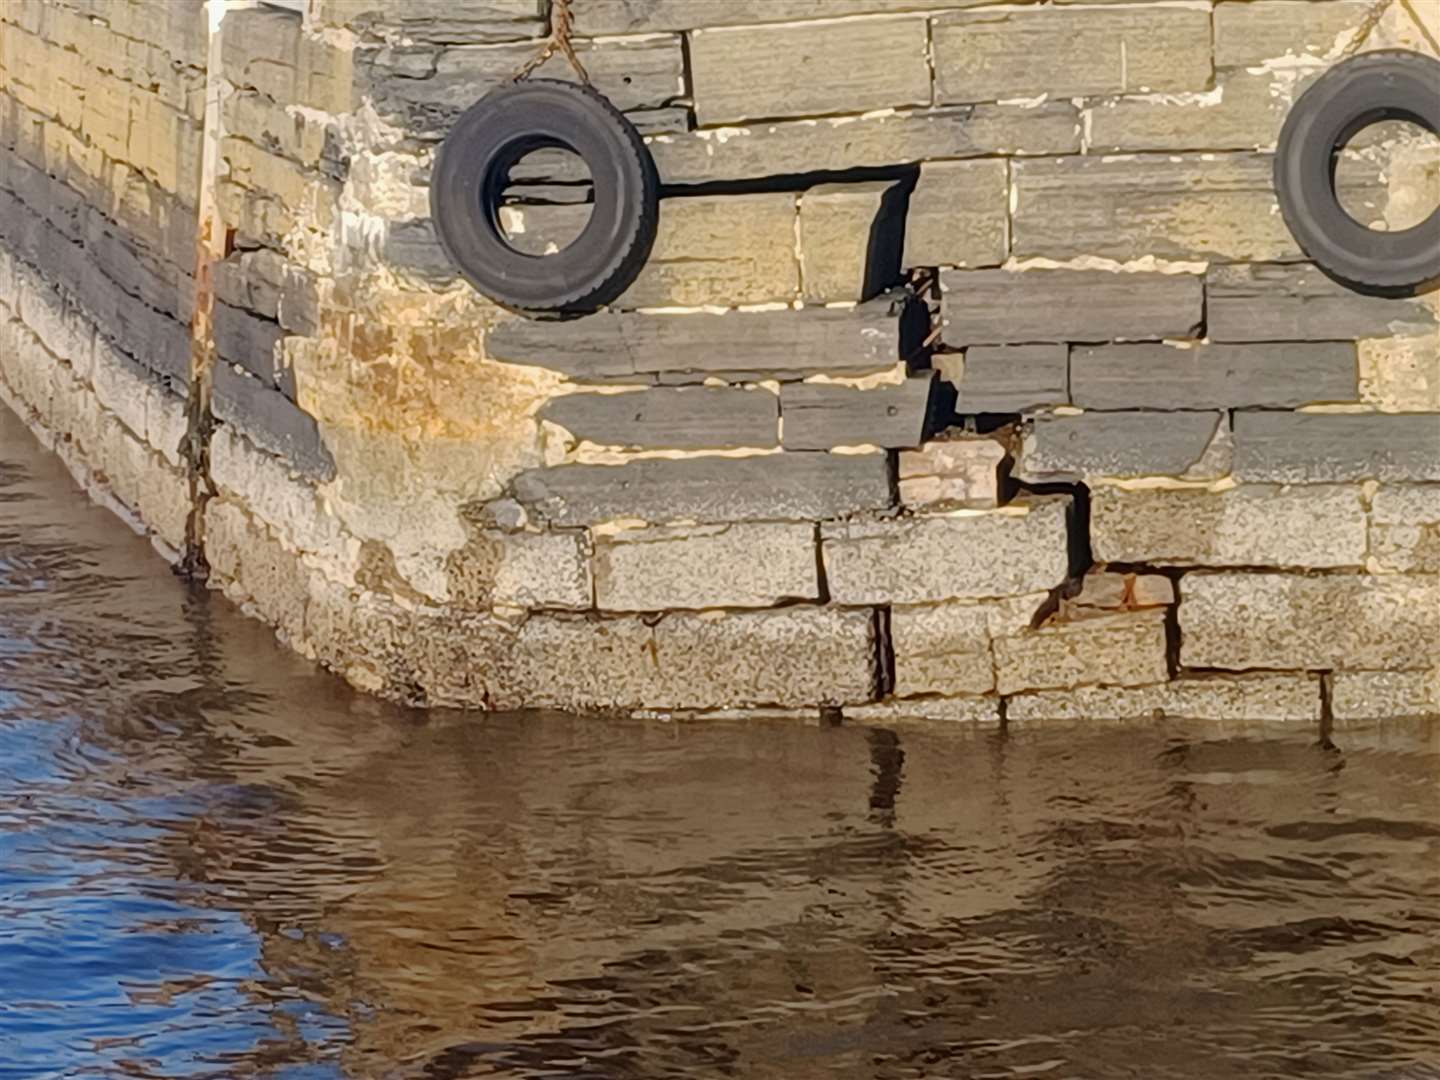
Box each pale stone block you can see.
[798,180,907,303]
[1178,572,1440,671]
[1086,69,1310,153]
[1330,671,1440,721]
[898,437,1009,509]
[903,159,1008,269]
[890,601,996,697]
[1073,571,1174,611]
[145,386,189,469]
[1213,0,1373,67]
[1006,673,1323,724]
[594,521,818,611]
[994,609,1170,696]
[845,695,1001,724]
[1370,485,1440,573]
[447,528,592,611]
[205,497,310,644]
[89,339,152,442]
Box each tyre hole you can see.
[498,146,595,256]
[1334,118,1440,232]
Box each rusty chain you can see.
[512,0,590,84]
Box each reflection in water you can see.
[1,409,1438,1080]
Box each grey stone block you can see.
[1232,412,1440,483]
[512,451,893,526]
[903,159,1008,270]
[1071,342,1358,409]
[1207,263,1438,342]
[799,180,908,303]
[941,269,1203,345]
[573,0,969,34]
[1213,0,1373,68]
[328,0,545,44]
[485,290,923,382]
[211,362,335,481]
[954,344,1068,413]
[213,301,291,397]
[780,374,935,451]
[993,609,1170,695]
[1024,411,1227,479]
[382,218,457,285]
[821,495,1072,605]
[1006,674,1323,724]
[1330,671,1440,722]
[1086,68,1307,153]
[541,386,778,450]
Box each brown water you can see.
[1,408,1438,1080]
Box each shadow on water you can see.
[1,408,1438,1080]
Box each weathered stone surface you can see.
[1006,673,1323,724]
[898,437,1009,509]
[822,496,1071,605]
[648,103,1081,185]
[620,193,799,308]
[1071,342,1358,410]
[799,180,907,303]
[320,0,545,44]
[994,609,1170,695]
[844,695,1001,725]
[891,602,995,697]
[214,301,291,395]
[941,269,1203,345]
[903,159,1008,269]
[573,0,970,34]
[211,363,335,482]
[1023,412,1227,480]
[933,6,1212,103]
[1013,153,1296,262]
[513,452,893,526]
[594,521,818,611]
[1370,485,1440,573]
[1073,571,1175,611]
[688,16,930,126]
[1207,264,1438,342]
[486,290,921,382]
[445,527,591,611]
[952,344,1068,413]
[1091,484,1369,569]
[205,498,311,644]
[1086,69,1308,153]
[1331,671,1440,722]
[780,374,935,451]
[1213,0,1372,67]
[1179,572,1440,671]
[1232,412,1440,483]
[542,387,778,450]
[222,7,353,113]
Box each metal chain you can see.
[512,0,591,84]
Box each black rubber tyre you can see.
[1275,50,1440,295]
[429,79,659,315]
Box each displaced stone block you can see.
[1213,0,1372,68]
[648,102,1080,185]
[1013,153,1297,263]
[1091,484,1369,570]
[1207,263,1437,343]
[1071,342,1357,410]
[688,16,930,126]
[844,695,1001,725]
[211,363,336,482]
[933,6,1212,102]
[1178,572,1440,671]
[1022,412,1227,480]
[994,609,1169,696]
[780,375,934,451]
[594,521,818,611]
[941,268,1203,345]
[513,451,893,527]
[1006,673,1323,724]
[1370,485,1440,573]
[898,437,1009,509]
[903,159,1008,269]
[1072,571,1175,611]
[1233,412,1440,484]
[447,528,592,611]
[822,495,1071,605]
[799,180,907,303]
[951,344,1068,413]
[541,387,778,450]
[1330,671,1440,722]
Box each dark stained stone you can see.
[212,363,335,481]
[1233,412,1440,482]
[1024,411,1227,478]
[512,452,894,526]
[1207,263,1438,342]
[328,0,545,44]
[541,387,778,450]
[1071,342,1358,409]
[780,374,936,450]
[213,301,292,398]
[955,344,1068,413]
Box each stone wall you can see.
[1,0,1437,723]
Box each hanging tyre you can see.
[429,79,659,315]
[1275,50,1440,295]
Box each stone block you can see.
[822,495,1071,605]
[1012,154,1297,263]
[594,521,818,611]
[214,301,290,395]
[89,338,154,443]
[1073,571,1175,611]
[541,387,778,450]
[951,344,1068,413]
[941,269,1203,345]
[1006,673,1323,724]
[1370,486,1440,573]
[211,362,336,482]
[1091,484,1369,570]
[1023,412,1227,480]
[1232,412,1440,484]
[1071,342,1358,410]
[573,0,967,34]
[322,0,545,44]
[446,528,592,611]
[890,601,996,697]
[844,695,1001,725]
[903,159,1008,270]
[780,374,935,451]
[898,437,1009,509]
[1086,69,1307,153]
[1206,263,1437,342]
[1213,0,1372,67]
[1178,572,1440,671]
[799,180,908,303]
[486,289,922,383]
[512,451,893,527]
[224,90,328,170]
[1330,671,1440,722]
[205,498,310,644]
[648,102,1080,185]
[688,16,930,126]
[933,6,1212,102]
[619,193,799,308]
[994,609,1170,695]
